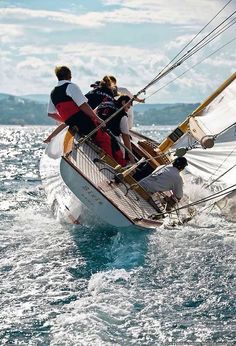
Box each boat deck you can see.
[68,140,163,225]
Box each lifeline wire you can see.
[205,162,236,189]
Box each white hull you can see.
[60,157,134,228]
[40,128,164,229]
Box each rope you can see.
[153,183,236,217]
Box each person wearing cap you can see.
[139,157,188,201]
[109,75,145,129]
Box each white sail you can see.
[189,74,236,140]
[45,126,69,159]
[185,127,236,187]
[187,74,236,190]
[40,128,84,224]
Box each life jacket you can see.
[97,101,127,137]
[51,82,80,122]
[85,86,114,110]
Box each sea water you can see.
[0,125,235,345]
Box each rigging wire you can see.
[215,122,236,139]
[76,3,235,156]
[176,17,236,66]
[169,14,236,65]
[205,161,236,188]
[194,200,217,215]
[183,183,235,207]
[136,11,236,95]
[154,184,236,217]
[145,37,236,100]
[76,101,136,147]
[145,0,234,88]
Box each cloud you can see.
[1,33,234,100]
[0,8,104,27]
[17,57,45,70]
[56,42,168,83]
[202,54,236,67]
[167,35,197,50]
[0,1,229,29]
[0,24,24,43]
[0,40,168,95]
[101,0,227,24]
[0,1,234,102]
[18,46,55,56]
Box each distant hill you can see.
[0,94,54,125]
[0,92,200,126]
[134,103,174,113]
[21,94,49,104]
[134,103,200,125]
[0,93,11,101]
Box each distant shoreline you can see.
[0,93,199,126]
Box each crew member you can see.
[109,75,145,129]
[85,75,116,110]
[139,157,188,202]
[97,95,135,164]
[45,66,123,163]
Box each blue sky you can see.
[0,0,235,103]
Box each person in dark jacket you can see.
[85,75,116,110]
[97,95,135,164]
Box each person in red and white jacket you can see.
[45,66,126,165]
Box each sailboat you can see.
[40,2,235,228]
[40,72,236,229]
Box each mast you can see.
[156,72,236,154]
[192,72,236,116]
